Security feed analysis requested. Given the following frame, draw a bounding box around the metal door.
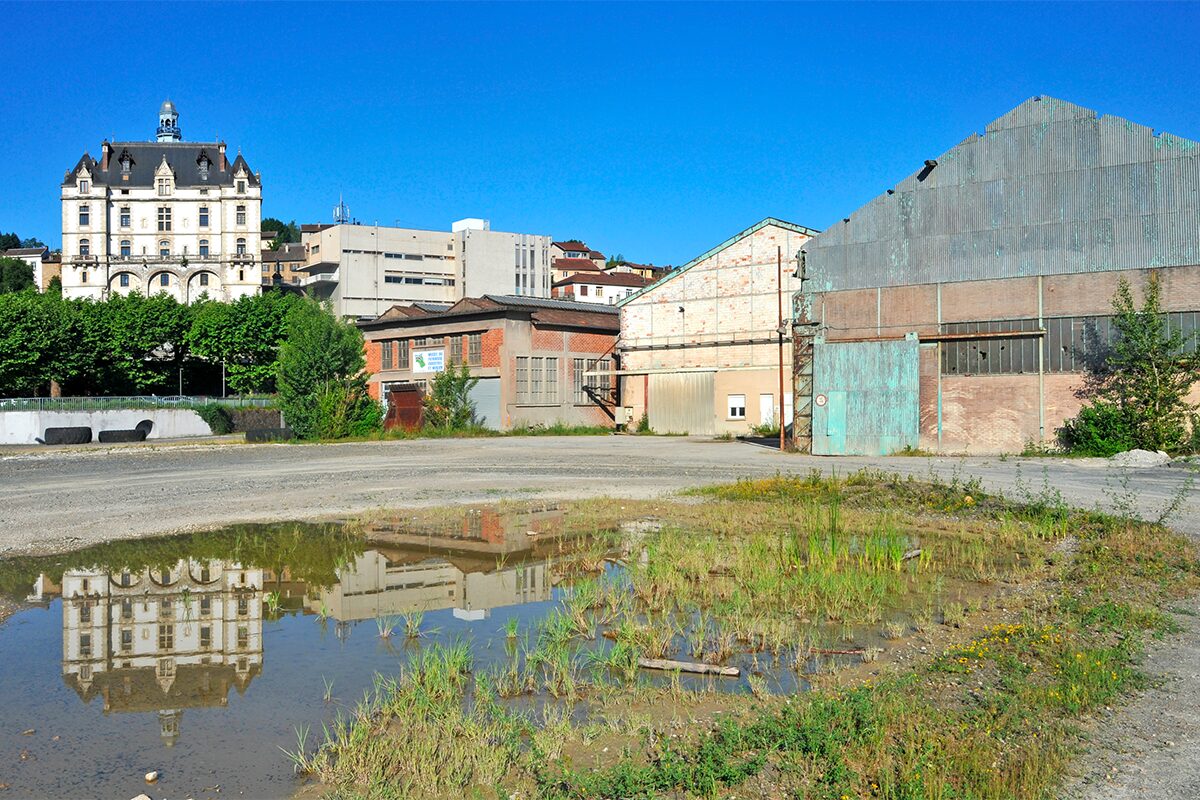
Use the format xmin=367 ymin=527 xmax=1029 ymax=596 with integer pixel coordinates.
xmin=648 ymin=372 xmax=715 ymax=435
xmin=811 ymin=335 xmax=920 ymax=455
xmin=469 ymin=377 xmax=502 ymax=430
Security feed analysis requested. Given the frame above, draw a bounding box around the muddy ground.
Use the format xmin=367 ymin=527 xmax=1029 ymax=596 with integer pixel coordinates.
xmin=1 ymin=435 xmax=1198 ymax=799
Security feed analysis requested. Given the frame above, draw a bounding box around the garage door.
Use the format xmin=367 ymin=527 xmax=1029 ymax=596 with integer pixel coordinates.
xmin=469 ymin=377 xmax=502 ymax=430
xmin=811 ymin=335 xmax=920 ymax=455
xmin=648 ymin=372 xmax=715 ymax=435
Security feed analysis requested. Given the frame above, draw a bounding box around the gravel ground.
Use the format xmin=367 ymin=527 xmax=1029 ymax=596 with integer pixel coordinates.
xmin=0 ymin=435 xmax=1197 ymax=797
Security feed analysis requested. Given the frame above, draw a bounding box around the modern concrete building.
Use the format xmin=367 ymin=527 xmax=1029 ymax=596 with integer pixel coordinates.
xmin=360 ymin=295 xmax=619 ymax=430
xmin=301 ymin=219 xmax=552 ymax=319
xmin=617 ymin=218 xmax=818 ymax=435
xmin=551 ymin=270 xmax=650 ymax=304
xmin=793 ymin=96 xmax=1200 ymax=454
xmin=59 ymin=100 xmax=262 ymax=302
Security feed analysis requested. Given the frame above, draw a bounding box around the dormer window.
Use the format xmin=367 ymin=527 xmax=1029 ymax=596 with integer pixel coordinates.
xmin=79 ymin=179 xmax=89 ymax=193
xmin=119 ymin=149 xmax=133 ymax=175
xmin=197 ymin=152 xmax=211 ymax=181
xmin=237 ymin=179 xmax=246 ymax=193
xmin=157 ymin=177 xmax=171 ymax=196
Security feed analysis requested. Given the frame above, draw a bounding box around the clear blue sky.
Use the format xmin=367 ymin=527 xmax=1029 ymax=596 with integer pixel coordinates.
xmin=2 ymin=1 xmax=1198 ymax=266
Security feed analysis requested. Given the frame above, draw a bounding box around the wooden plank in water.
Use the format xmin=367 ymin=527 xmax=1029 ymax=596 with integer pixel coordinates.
xmin=637 ymin=658 xmax=740 ymax=677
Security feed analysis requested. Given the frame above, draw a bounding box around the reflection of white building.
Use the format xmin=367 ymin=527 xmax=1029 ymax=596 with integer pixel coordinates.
xmin=61 ymin=560 xmax=263 ymax=745
xmin=305 ymin=549 xmax=551 ymax=623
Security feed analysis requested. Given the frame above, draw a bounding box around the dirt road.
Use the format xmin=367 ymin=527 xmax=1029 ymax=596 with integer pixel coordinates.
xmin=2 ymin=435 xmax=1197 ymax=799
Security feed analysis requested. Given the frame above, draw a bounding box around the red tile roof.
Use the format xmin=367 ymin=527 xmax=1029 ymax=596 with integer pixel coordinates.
xmin=553 ymin=257 xmax=603 ymax=272
xmin=553 ymin=271 xmax=651 ymax=288
xmin=553 ymin=240 xmax=588 ymax=251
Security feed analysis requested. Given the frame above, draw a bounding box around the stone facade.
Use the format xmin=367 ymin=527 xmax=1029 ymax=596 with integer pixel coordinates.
xmin=60 ymin=101 xmax=262 ymax=303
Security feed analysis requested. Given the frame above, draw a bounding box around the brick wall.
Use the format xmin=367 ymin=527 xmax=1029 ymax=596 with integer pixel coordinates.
xmin=567 ymin=331 xmax=616 ymax=354
xmin=365 ymin=340 xmax=384 ymax=400
xmin=481 ymin=329 xmax=503 ymax=368
xmin=532 ymin=329 xmax=565 ymax=351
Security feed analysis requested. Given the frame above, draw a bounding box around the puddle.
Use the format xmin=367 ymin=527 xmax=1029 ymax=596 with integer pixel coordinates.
xmin=0 ymin=504 xmax=1000 ymax=799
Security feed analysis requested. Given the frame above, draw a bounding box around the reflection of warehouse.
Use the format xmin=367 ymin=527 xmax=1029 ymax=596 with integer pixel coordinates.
xmin=304 ymin=547 xmax=552 ymax=622
xmin=794 ymin=97 xmax=1200 ymax=454
xmin=60 ymin=560 xmax=263 ymax=745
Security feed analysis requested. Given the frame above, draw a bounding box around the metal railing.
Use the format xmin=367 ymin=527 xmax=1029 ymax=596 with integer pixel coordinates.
xmin=0 ymin=395 xmax=276 ymax=412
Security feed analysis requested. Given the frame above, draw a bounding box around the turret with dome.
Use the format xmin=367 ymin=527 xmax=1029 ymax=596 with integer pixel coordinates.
xmin=156 ymin=98 xmax=182 ymax=142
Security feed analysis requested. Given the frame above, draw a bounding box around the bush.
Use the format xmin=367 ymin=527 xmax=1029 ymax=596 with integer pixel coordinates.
xmin=1057 ymin=401 xmax=1138 ymax=456
xmin=313 ymin=379 xmax=383 ymax=439
xmin=423 ymin=365 xmax=479 ymax=430
xmin=195 ymin=403 xmax=234 ymax=435
xmin=230 ymin=406 xmax=281 ymax=432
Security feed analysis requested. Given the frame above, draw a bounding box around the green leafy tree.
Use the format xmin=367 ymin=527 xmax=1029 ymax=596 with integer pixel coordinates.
xmin=187 ymin=292 xmax=301 ymax=393
xmin=277 ymin=300 xmax=379 ymax=438
xmin=0 ymin=292 xmax=71 ymax=395
xmin=0 ymin=232 xmax=20 ymax=251
xmin=262 ymin=217 xmax=301 ymax=250
xmin=0 ymin=256 xmax=35 ymax=294
xmin=1060 ymin=273 xmax=1199 ymax=454
xmin=102 ymin=292 xmax=193 ymax=393
xmin=19 ymin=237 xmax=45 ymax=248
xmin=423 ymin=365 xmax=479 ymax=429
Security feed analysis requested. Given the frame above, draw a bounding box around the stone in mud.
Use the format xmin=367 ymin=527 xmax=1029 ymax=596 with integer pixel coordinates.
xmin=1109 ymin=449 xmax=1170 ymax=468
xmin=131 ymin=795 xmax=153 ymax=800
xmin=144 ymin=770 xmax=159 ymax=783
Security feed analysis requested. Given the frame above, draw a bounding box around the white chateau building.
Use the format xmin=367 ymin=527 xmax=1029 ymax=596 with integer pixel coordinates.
xmin=60 ymin=100 xmax=262 ymax=302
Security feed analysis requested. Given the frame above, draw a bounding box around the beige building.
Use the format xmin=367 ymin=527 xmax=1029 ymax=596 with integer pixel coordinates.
xmin=301 ymin=219 xmax=551 ymax=319
xmin=59 ymin=100 xmax=262 ymax=303
xmin=617 ymin=218 xmax=817 ymax=435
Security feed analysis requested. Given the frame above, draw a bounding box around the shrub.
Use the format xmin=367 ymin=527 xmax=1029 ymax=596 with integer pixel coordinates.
xmin=423 ymin=365 xmax=479 ymax=430
xmin=313 ymin=379 xmax=383 ymax=439
xmin=195 ymin=403 xmax=234 ymax=435
xmin=1056 ymin=401 xmax=1138 ymax=457
xmin=634 ymin=413 xmax=651 ymax=434
xmin=229 ymin=406 xmax=281 ymax=432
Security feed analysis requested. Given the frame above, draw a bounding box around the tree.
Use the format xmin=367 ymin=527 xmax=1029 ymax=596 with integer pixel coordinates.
xmin=0 ymin=233 xmax=20 ymax=252
xmin=0 ymin=292 xmax=70 ymax=395
xmin=187 ymin=292 xmax=302 ymax=393
xmin=19 ymin=237 xmax=45 ymax=248
xmin=277 ymin=300 xmax=379 ymax=438
xmin=1059 ymin=273 xmax=1199 ymax=454
xmin=0 ymin=256 xmax=35 ymax=294
xmin=423 ymin=365 xmax=479 ymax=429
xmin=101 ymin=292 xmax=193 ymax=393
xmin=262 ymin=217 xmax=300 ymax=250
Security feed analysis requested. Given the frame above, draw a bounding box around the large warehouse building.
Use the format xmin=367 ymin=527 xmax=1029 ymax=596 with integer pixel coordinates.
xmin=794 ymin=96 xmax=1200 ymax=454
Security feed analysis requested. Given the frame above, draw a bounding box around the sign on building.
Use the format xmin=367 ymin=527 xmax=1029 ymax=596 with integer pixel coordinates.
xmin=413 ymin=349 xmax=445 ymax=373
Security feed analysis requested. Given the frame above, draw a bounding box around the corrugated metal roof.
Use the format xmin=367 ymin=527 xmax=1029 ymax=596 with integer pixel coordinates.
xmin=800 ymin=96 xmax=1200 ymax=294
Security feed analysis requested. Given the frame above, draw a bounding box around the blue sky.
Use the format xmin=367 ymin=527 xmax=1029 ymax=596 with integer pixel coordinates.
xmin=2 ymin=1 xmax=1197 ymax=265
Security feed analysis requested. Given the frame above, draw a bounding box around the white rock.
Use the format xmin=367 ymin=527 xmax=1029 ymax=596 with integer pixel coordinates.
xmin=144 ymin=770 xmax=159 ymax=783
xmin=1109 ymin=449 xmax=1170 ymax=468
xmin=131 ymin=794 xmax=153 ymax=800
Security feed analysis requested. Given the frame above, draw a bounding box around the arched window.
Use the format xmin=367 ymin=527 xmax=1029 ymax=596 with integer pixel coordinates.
xmin=159 ymin=240 xmax=170 ymax=258
xmin=199 ymin=239 xmax=209 ymax=257
xmin=79 ymin=238 xmax=90 ymax=257
xmin=120 ymin=240 xmax=131 ymax=257
xmin=236 ymin=237 xmax=246 ymax=255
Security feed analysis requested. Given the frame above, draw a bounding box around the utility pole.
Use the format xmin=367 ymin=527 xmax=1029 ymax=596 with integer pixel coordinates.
xmin=776 ymin=247 xmax=785 ymax=452
xmin=792 ymin=249 xmax=818 ymax=454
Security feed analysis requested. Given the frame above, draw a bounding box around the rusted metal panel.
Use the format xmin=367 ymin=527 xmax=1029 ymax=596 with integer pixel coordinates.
xmin=811 ymin=336 xmax=920 ymax=456
xmin=802 ymin=96 xmax=1200 ymax=294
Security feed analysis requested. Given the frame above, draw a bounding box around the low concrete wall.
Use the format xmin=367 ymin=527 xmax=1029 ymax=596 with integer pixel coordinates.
xmin=0 ymin=409 xmax=213 ymax=445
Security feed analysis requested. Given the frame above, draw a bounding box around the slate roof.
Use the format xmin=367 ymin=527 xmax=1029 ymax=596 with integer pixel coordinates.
xmin=63 ymin=141 xmax=258 ymax=188
xmin=4 ymin=247 xmax=48 ymax=258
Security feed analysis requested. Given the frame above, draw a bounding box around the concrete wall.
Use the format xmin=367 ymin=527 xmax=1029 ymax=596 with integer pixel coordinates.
xmin=0 ymin=409 xmax=212 ymax=445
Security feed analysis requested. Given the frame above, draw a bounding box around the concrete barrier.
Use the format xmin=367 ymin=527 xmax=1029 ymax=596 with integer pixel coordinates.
xmin=0 ymin=409 xmax=212 ymax=445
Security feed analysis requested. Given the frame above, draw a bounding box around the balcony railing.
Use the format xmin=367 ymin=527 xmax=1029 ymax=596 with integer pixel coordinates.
xmin=303 ymin=271 xmax=339 ymax=286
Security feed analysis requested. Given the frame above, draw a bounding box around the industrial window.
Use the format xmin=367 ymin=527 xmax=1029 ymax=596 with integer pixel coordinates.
xmin=517 ymin=356 xmax=559 ymax=404
xmin=573 ymin=358 xmax=611 ymax=404
xmin=199 ymin=239 xmax=209 ymax=257
xmin=119 ymin=207 xmax=131 ymax=227
xmin=398 ymin=339 xmax=410 ymax=369
xmin=467 ymin=333 xmax=482 ymax=365
xmin=79 ymin=238 xmax=90 ymax=257
xmin=543 ymin=357 xmax=559 ymax=403
xmin=530 ymin=357 xmax=542 ymax=400
xmin=449 ymin=335 xmax=463 ymax=366
xmin=516 ymin=356 xmax=529 ymax=403
xmin=120 ymin=240 xmax=131 ymax=257
xmin=79 ymin=204 xmax=89 ymax=226
xmin=236 ymin=205 xmax=246 ymax=225
xmin=381 ymin=340 xmax=394 ymax=370
xmin=199 ymin=206 xmax=209 ymax=227
xmin=157 ymin=206 xmax=171 ymax=231
xmin=727 ymin=395 xmax=747 ymax=420
xmin=158 ymin=623 xmax=174 ymax=651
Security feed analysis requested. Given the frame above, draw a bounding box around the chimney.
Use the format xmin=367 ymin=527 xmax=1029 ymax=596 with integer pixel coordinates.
xmin=101 ymin=141 xmax=111 ymax=171
xmin=218 ymin=142 xmax=227 ymax=171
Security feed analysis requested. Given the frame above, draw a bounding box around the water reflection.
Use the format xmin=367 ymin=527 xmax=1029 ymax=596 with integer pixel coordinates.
xmin=59 ymin=561 xmax=264 ymax=746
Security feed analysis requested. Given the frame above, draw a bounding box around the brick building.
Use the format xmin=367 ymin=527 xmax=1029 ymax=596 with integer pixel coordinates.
xmin=617 ymin=218 xmax=818 ymax=435
xmin=360 ymin=295 xmax=619 ymax=430
xmin=794 ymin=96 xmax=1200 ymax=454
